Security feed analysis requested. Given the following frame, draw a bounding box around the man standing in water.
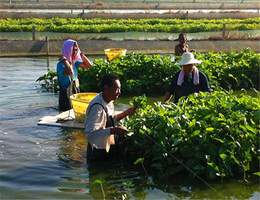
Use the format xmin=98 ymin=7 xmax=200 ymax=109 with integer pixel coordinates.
xmin=164 ymin=52 xmax=210 ymax=103
xmin=84 ymin=74 xmax=136 ymax=164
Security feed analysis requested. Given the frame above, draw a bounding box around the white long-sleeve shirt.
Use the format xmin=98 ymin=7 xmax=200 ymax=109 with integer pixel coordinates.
xmin=84 ymin=93 xmax=115 ymax=152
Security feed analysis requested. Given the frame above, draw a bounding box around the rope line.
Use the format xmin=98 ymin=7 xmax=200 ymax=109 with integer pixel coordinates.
xmin=143 ymin=132 xmax=225 ymax=199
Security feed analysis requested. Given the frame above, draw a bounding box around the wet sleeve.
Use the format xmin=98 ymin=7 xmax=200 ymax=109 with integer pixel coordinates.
xmin=84 ymin=104 xmax=115 ymax=152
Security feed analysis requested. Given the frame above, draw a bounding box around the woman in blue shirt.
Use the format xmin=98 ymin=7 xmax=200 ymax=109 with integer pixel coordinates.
xmin=57 ymin=39 xmax=93 ymax=111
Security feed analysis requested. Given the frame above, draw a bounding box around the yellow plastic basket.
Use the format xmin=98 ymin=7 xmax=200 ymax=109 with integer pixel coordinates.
xmin=104 ymin=48 xmax=127 ymax=62
xmin=70 ymin=92 xmax=98 ymax=122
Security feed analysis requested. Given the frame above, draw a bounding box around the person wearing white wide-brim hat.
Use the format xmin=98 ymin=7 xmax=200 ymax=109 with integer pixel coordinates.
xmin=163 ymin=52 xmax=210 ymax=103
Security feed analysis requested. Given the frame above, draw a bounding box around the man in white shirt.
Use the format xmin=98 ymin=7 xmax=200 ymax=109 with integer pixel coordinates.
xmin=84 ymin=74 xmax=136 ymax=163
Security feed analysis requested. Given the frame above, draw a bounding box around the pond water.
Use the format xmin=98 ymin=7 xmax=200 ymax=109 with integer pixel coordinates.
xmin=0 ymin=57 xmax=259 ymax=199
xmin=1 ymin=30 xmax=260 ymax=41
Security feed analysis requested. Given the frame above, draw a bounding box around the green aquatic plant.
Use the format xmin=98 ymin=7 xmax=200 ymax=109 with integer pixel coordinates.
xmin=36 ymin=71 xmax=59 ymax=93
xmin=37 ymin=49 xmax=259 ymax=94
xmin=130 ymin=95 xmax=147 ymax=109
xmin=122 ymin=91 xmax=260 ymax=180
xmin=93 ymin=178 xmax=106 ymax=199
xmin=134 ymin=157 xmax=148 ymax=176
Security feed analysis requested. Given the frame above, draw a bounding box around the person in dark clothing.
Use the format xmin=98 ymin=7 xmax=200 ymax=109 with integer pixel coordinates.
xmin=57 ymin=39 xmax=93 ymax=111
xmin=163 ymin=52 xmax=210 ymax=103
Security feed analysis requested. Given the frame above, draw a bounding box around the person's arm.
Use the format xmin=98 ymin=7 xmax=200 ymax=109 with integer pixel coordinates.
xmin=175 ymin=45 xmax=181 ymax=56
xmin=163 ymin=72 xmax=178 ymax=103
xmin=163 ymin=92 xmax=173 ymax=103
xmin=59 ymin=55 xmax=73 ymax=75
xmin=116 ymin=107 xmax=136 ymax=122
xmin=78 ymin=53 xmax=93 ymax=69
xmin=110 ymin=126 xmax=129 ymax=136
xmin=186 ymin=44 xmax=190 ymax=52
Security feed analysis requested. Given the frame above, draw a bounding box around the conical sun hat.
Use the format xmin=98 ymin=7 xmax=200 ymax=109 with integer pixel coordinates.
xmin=175 ymin=52 xmax=202 ymax=65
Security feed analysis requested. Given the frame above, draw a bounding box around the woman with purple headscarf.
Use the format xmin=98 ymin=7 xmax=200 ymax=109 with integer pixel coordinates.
xmin=57 ymin=39 xmax=93 ymax=111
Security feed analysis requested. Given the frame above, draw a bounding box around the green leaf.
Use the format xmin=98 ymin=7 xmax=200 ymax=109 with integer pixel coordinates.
xmin=134 ymin=157 xmax=144 ymax=165
xmin=191 ymin=130 xmax=200 ymax=137
xmin=209 ymin=170 xmax=216 ymax=179
xmin=231 ymin=154 xmax=240 ymax=165
xmin=206 ymin=127 xmax=214 ymax=132
xmin=245 ymin=125 xmax=256 ymax=134
xmin=93 ymin=178 xmax=106 ymax=184
xmin=220 ymin=154 xmax=227 ymax=162
xmin=194 ymin=165 xmax=206 ymax=170
xmin=253 ymin=172 xmax=260 ymax=176
xmin=151 ymin=163 xmax=163 ymax=168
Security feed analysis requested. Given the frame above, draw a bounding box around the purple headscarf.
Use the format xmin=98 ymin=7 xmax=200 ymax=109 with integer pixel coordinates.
xmin=62 ymin=39 xmax=82 ymax=64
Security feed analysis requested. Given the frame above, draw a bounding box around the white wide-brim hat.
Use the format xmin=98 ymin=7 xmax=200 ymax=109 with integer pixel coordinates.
xmin=175 ymin=52 xmax=202 ymax=66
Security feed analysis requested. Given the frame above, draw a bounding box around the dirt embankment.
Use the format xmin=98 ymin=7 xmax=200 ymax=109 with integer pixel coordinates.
xmin=1 ymin=2 xmax=260 ymax=10
xmin=0 ymin=12 xmax=259 ymax=19
xmin=1 ymin=40 xmax=259 ymax=57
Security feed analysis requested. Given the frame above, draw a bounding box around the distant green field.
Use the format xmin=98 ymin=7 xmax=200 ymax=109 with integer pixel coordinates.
xmin=1 ymin=18 xmax=259 ymax=33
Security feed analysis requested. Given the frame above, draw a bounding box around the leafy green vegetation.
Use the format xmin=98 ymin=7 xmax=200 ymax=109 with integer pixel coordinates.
xmin=35 ymin=49 xmax=259 ymax=181
xmin=1 ymin=18 xmax=259 ymax=33
xmin=36 ymin=49 xmax=259 ymax=94
xmin=36 ymin=70 xmax=59 ymax=93
xmin=130 ymin=95 xmax=147 ymax=109
xmin=122 ymin=91 xmax=260 ymax=180
xmin=79 ymin=48 xmax=259 ymax=94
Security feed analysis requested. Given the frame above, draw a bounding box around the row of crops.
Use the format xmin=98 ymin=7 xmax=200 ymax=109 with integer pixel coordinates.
xmin=1 ymin=18 xmax=259 ymax=33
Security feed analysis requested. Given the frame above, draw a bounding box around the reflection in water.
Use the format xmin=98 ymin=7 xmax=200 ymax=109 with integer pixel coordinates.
xmin=55 ymin=126 xmax=260 ymax=199
xmin=47 ymin=56 xmax=50 ymax=71
xmin=57 ymin=129 xmax=88 ymax=169
xmin=55 ymin=128 xmax=153 ymax=199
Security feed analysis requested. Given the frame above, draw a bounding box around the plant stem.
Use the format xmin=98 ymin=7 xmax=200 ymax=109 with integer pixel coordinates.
xmin=100 ymin=183 xmax=106 ymax=200
xmin=142 ymin=162 xmax=148 ymax=176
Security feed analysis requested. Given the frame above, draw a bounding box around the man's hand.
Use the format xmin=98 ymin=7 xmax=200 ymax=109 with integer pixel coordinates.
xmin=110 ymin=126 xmax=129 ymax=136
xmin=124 ymin=107 xmax=136 ymax=115
xmin=117 ymin=107 xmax=136 ymax=121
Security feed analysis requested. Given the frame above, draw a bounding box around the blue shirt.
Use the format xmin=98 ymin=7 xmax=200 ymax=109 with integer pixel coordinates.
xmin=57 ymin=60 xmax=82 ymax=90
